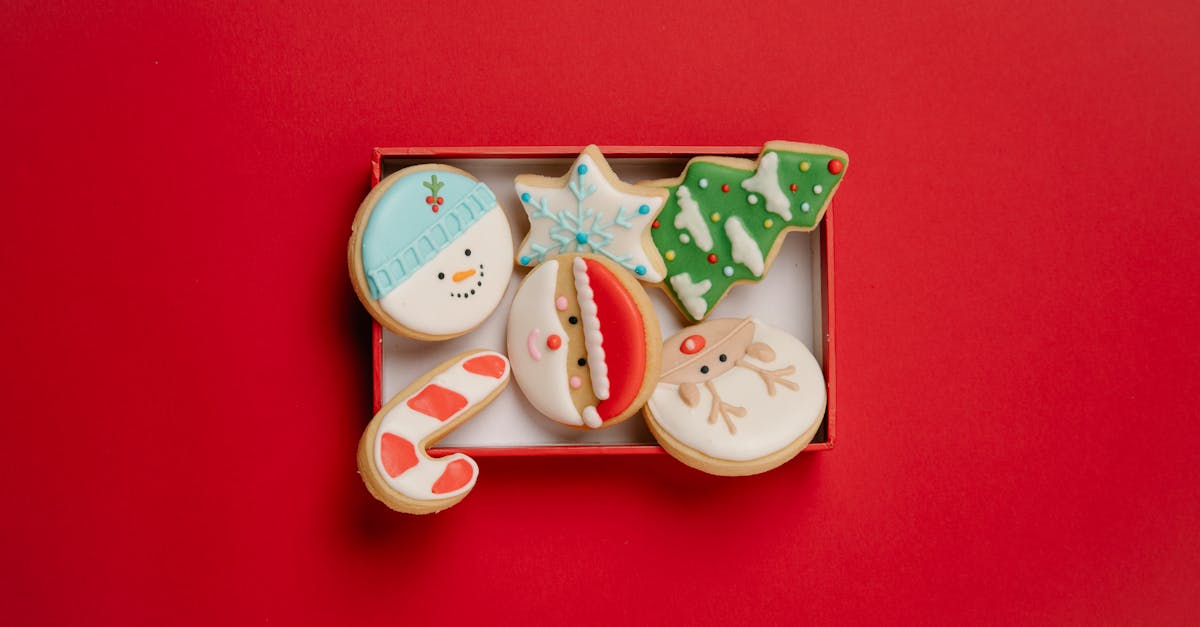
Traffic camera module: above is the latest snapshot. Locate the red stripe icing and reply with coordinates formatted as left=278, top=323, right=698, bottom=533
left=406, top=384, right=468, bottom=421
left=379, top=433, right=418, bottom=478
left=431, top=459, right=474, bottom=494
left=462, top=353, right=507, bottom=379
left=584, top=258, right=647, bottom=421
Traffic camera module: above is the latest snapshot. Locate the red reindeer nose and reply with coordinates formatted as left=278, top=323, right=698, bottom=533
left=680, top=334, right=705, bottom=355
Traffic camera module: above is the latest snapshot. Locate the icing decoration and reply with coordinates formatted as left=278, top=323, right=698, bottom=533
left=526, top=329, right=542, bottom=361
left=724, top=216, right=765, bottom=277
left=828, top=159, right=844, bottom=174
left=355, top=165, right=514, bottom=338
left=555, top=296, right=568, bottom=311
left=646, top=318, right=824, bottom=463
left=507, top=260, right=582, bottom=425
left=365, top=351, right=510, bottom=512
left=508, top=254, right=655, bottom=429
left=669, top=273, right=712, bottom=320
left=673, top=186, right=714, bottom=252
left=572, top=256, right=610, bottom=401
left=515, top=146, right=667, bottom=282
left=681, top=335, right=705, bottom=354
left=546, top=334, right=563, bottom=350
left=740, top=152, right=792, bottom=220
left=646, top=141, right=848, bottom=322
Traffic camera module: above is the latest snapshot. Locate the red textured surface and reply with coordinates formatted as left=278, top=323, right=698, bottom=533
left=2, top=1, right=1198, bottom=625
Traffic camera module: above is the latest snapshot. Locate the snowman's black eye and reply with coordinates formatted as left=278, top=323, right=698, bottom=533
left=700, top=365, right=710, bottom=374
left=437, top=272, right=445, bottom=280
left=718, top=354, right=727, bottom=362
left=568, top=316, right=578, bottom=325
left=464, top=249, right=472, bottom=256
left=577, top=358, right=586, bottom=367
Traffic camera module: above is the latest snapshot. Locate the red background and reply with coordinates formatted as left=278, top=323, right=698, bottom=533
left=2, top=1, right=1198, bottom=624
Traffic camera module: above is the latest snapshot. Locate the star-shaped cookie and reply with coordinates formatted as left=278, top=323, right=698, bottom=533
left=514, top=145, right=668, bottom=282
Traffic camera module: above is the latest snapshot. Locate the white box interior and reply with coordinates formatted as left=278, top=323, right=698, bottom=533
left=378, top=155, right=824, bottom=449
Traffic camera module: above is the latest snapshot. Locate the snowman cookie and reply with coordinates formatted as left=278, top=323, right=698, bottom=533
left=349, top=164, right=514, bottom=340
left=358, top=350, right=510, bottom=514
left=643, top=318, right=825, bottom=476
left=507, top=253, right=661, bottom=429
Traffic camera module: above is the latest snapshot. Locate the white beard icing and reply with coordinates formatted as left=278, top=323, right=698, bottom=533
left=507, top=260, right=583, bottom=426
left=647, top=320, right=825, bottom=461
left=379, top=209, right=513, bottom=336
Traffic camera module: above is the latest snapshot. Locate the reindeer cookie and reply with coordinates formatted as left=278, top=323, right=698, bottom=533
left=507, top=253, right=661, bottom=429
left=358, top=350, right=510, bottom=514
left=349, top=164, right=514, bottom=340
left=643, top=318, right=825, bottom=476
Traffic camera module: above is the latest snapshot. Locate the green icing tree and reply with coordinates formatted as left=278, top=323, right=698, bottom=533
left=649, top=142, right=847, bottom=322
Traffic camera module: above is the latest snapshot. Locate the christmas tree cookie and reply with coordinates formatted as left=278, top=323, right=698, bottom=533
left=643, top=141, right=848, bottom=322
left=515, top=145, right=668, bottom=282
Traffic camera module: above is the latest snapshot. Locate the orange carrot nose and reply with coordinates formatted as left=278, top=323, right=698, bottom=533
left=452, top=269, right=477, bottom=282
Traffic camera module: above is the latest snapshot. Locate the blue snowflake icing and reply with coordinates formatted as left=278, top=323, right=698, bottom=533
left=518, top=161, right=650, bottom=274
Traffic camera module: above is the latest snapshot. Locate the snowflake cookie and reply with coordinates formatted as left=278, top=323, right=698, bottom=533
left=643, top=141, right=848, bottom=322
left=514, top=145, right=668, bottom=282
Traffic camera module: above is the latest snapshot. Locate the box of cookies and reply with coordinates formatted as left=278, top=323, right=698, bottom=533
left=350, top=144, right=845, bottom=512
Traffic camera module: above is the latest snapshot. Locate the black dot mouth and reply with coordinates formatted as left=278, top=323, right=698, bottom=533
left=450, top=280, right=484, bottom=299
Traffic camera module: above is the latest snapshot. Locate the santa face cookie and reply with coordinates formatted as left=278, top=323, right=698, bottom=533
left=644, top=141, right=848, bottom=322
left=515, top=145, right=667, bottom=281
left=349, top=164, right=514, bottom=340
left=507, top=253, right=661, bottom=429
left=643, top=318, right=826, bottom=476
left=358, top=350, right=510, bottom=514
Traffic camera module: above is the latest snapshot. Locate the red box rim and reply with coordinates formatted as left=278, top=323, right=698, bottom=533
left=369, top=145, right=837, bottom=456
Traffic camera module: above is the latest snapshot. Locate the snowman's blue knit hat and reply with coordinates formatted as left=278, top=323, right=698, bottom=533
left=361, top=168, right=498, bottom=299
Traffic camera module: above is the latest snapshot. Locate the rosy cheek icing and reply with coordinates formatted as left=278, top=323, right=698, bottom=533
left=555, top=296, right=568, bottom=311
left=569, top=376, right=582, bottom=389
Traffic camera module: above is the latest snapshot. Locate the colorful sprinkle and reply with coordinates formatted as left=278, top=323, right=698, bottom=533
left=828, top=159, right=844, bottom=175
left=546, top=334, right=562, bottom=350
left=764, top=219, right=774, bottom=228
left=638, top=204, right=650, bottom=215
left=680, top=233, right=691, bottom=244
left=575, top=232, right=589, bottom=244
left=710, top=212, right=721, bottom=222
left=748, top=195, right=758, bottom=205
left=789, top=183, right=798, bottom=192
left=520, top=192, right=531, bottom=202
left=721, top=183, right=730, bottom=193
left=801, top=202, right=811, bottom=212
left=799, top=161, right=810, bottom=172
left=519, top=255, right=532, bottom=265
left=665, top=250, right=676, bottom=261
left=634, top=265, right=647, bottom=276
left=723, top=266, right=734, bottom=277
left=707, top=253, right=718, bottom=264
left=698, top=178, right=709, bottom=189
left=813, top=185, right=823, bottom=194
left=652, top=219, right=660, bottom=229
left=577, top=164, right=588, bottom=175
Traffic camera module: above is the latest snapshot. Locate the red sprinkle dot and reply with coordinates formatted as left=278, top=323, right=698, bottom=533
left=789, top=183, right=798, bottom=192
left=652, top=219, right=660, bottom=229
left=680, top=334, right=706, bottom=355
left=828, top=159, right=843, bottom=175
left=546, top=334, right=562, bottom=350
left=707, top=253, right=718, bottom=264
left=425, top=195, right=434, bottom=203
left=721, top=183, right=730, bottom=193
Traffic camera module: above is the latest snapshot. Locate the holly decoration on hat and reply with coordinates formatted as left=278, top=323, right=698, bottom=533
left=646, top=141, right=848, bottom=322
left=422, top=174, right=446, bottom=213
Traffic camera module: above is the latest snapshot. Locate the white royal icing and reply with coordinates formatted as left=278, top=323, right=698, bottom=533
left=573, top=257, right=610, bottom=401
left=507, top=260, right=584, bottom=426
left=673, top=186, right=714, bottom=252
left=740, top=152, right=792, bottom=221
left=379, top=209, right=514, bottom=336
left=582, top=406, right=602, bottom=429
left=374, top=351, right=510, bottom=500
left=516, top=151, right=665, bottom=282
left=647, top=320, right=824, bottom=462
left=724, top=216, right=765, bottom=277
left=669, top=273, right=712, bottom=320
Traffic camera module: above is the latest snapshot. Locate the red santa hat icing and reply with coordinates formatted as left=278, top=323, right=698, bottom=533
left=572, top=256, right=647, bottom=427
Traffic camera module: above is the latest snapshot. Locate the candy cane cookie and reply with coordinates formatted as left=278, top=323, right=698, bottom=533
left=358, top=350, right=510, bottom=514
